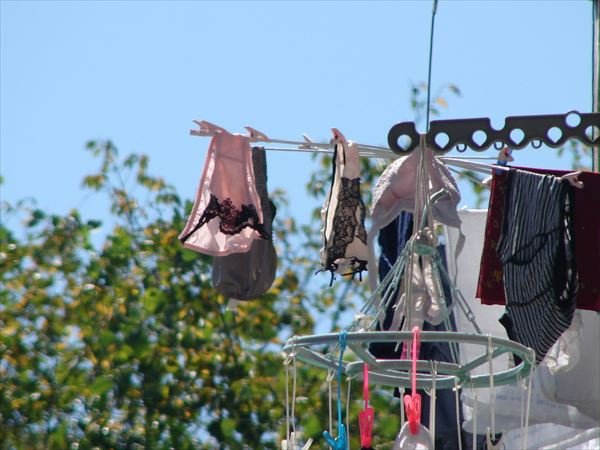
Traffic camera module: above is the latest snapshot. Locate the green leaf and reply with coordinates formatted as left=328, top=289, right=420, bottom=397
left=220, top=418, right=236, bottom=438
left=48, top=422, right=68, bottom=449
left=99, top=330, right=115, bottom=347
left=115, top=344, right=134, bottom=364
left=91, top=375, right=113, bottom=395
left=142, top=288, right=164, bottom=313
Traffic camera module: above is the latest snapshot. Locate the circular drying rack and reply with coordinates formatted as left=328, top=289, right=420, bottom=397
left=282, top=330, right=536, bottom=390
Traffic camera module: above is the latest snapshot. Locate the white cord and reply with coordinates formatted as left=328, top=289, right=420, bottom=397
left=346, top=377, right=352, bottom=446
left=430, top=361, right=437, bottom=450
left=522, top=373, right=534, bottom=450
left=472, top=388, right=478, bottom=450
left=519, top=377, right=525, bottom=433
left=399, top=387, right=406, bottom=428
left=487, top=335, right=496, bottom=438
left=291, top=351, right=297, bottom=446
left=285, top=355, right=290, bottom=444
left=327, top=369, right=334, bottom=437
left=454, top=377, right=463, bottom=450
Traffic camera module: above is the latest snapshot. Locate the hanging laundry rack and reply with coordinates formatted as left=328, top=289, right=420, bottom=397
left=190, top=111, right=599, bottom=161
left=189, top=110, right=596, bottom=391
left=387, top=110, right=600, bottom=154
left=276, top=110, right=598, bottom=392
left=282, top=331, right=535, bottom=390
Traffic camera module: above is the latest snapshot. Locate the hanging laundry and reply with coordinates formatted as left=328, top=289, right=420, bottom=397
left=477, top=168, right=600, bottom=311
left=495, top=169, right=578, bottom=365
left=369, top=212, right=467, bottom=450
left=447, top=209, right=600, bottom=438
left=179, top=132, right=269, bottom=256
left=367, top=146, right=461, bottom=291
left=318, top=132, right=368, bottom=283
left=211, top=147, right=277, bottom=300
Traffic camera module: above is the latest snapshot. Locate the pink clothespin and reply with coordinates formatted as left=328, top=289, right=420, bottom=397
left=331, top=128, right=347, bottom=144
left=403, top=326, right=422, bottom=435
left=561, top=171, right=584, bottom=189
left=359, top=363, right=374, bottom=448
left=190, top=120, right=229, bottom=137
left=244, top=126, right=271, bottom=143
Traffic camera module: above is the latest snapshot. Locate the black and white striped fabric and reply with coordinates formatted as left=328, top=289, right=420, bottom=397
left=497, top=169, right=577, bottom=365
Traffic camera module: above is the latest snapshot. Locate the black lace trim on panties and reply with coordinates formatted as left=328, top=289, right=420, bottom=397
left=318, top=177, right=368, bottom=285
left=180, top=193, right=270, bottom=243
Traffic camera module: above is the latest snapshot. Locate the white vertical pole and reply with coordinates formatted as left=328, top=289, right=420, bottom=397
left=593, top=0, right=599, bottom=172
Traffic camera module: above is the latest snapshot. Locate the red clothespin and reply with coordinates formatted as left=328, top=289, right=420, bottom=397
left=359, top=363, right=374, bottom=448
left=403, top=326, right=422, bottom=435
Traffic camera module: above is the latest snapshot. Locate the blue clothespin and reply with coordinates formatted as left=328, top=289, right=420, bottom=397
left=323, top=331, right=348, bottom=450
left=323, top=423, right=347, bottom=450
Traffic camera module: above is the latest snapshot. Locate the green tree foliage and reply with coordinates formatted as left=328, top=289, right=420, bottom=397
left=1, top=137, right=402, bottom=448
left=1, top=140, right=323, bottom=449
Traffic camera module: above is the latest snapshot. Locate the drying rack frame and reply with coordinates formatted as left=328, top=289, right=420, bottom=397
left=282, top=331, right=536, bottom=390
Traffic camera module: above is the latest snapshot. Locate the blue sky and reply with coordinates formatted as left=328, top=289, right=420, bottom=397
left=1, top=1, right=595, bottom=230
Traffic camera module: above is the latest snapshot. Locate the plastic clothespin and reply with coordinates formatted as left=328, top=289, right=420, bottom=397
left=189, top=120, right=230, bottom=137
left=300, top=133, right=315, bottom=149
left=485, top=429, right=505, bottom=450
left=226, top=298, right=242, bottom=311
left=323, top=423, right=347, bottom=450
left=244, top=126, right=271, bottom=143
left=561, top=171, right=584, bottom=189
left=494, top=146, right=513, bottom=174
left=359, top=363, right=374, bottom=448
left=403, top=326, right=422, bottom=436
left=323, top=331, right=349, bottom=450
left=282, top=432, right=314, bottom=450
left=330, top=128, right=347, bottom=144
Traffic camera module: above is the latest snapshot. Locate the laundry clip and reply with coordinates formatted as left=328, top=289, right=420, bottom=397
left=244, top=126, right=271, bottom=143
left=404, top=327, right=422, bottom=436
left=190, top=120, right=229, bottom=136
left=331, top=128, right=348, bottom=144
left=493, top=146, right=513, bottom=175
left=300, top=133, right=315, bottom=149
left=359, top=363, right=374, bottom=449
left=482, top=146, right=513, bottom=186
left=484, top=430, right=505, bottom=450
left=393, top=326, right=433, bottom=450
left=561, top=171, right=584, bottom=189
left=281, top=431, right=314, bottom=450
left=322, top=331, right=349, bottom=450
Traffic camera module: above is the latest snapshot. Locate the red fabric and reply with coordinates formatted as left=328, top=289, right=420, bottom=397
left=477, top=168, right=600, bottom=311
